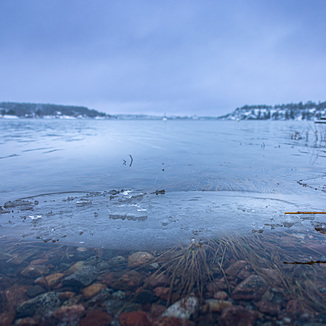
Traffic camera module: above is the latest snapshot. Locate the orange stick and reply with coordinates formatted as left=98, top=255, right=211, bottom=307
left=284, top=212, right=326, bottom=215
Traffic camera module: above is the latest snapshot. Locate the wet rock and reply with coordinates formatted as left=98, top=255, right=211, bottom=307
left=286, top=299, right=304, bottom=314
left=150, top=304, right=166, bottom=318
left=105, top=299, right=142, bottom=315
left=0, top=312, right=15, bottom=326
left=147, top=274, right=169, bottom=288
left=256, top=300, right=280, bottom=316
left=232, top=275, right=268, bottom=300
left=206, top=277, right=229, bottom=295
left=58, top=291, right=76, bottom=301
left=112, top=290, right=126, bottom=300
left=203, top=299, right=232, bottom=313
left=15, top=316, right=41, bottom=326
left=65, top=261, right=85, bottom=275
left=88, top=288, right=113, bottom=305
left=52, top=304, right=85, bottom=322
left=62, top=265, right=97, bottom=289
left=118, top=311, right=151, bottom=326
left=109, top=255, right=127, bottom=266
left=261, top=268, right=282, bottom=286
left=5, top=284, right=28, bottom=307
left=225, top=260, right=247, bottom=276
left=213, top=291, right=228, bottom=300
left=16, top=292, right=61, bottom=318
left=153, top=287, right=170, bottom=301
left=152, top=316, right=195, bottom=326
left=104, top=270, right=143, bottom=290
left=36, top=272, right=64, bottom=288
left=79, top=308, right=113, bottom=326
left=20, top=264, right=49, bottom=278
left=82, top=283, right=107, bottom=299
left=221, top=306, right=257, bottom=326
left=134, top=289, right=155, bottom=304
left=162, top=295, right=199, bottom=319
left=128, top=252, right=154, bottom=268
left=26, top=285, right=46, bottom=298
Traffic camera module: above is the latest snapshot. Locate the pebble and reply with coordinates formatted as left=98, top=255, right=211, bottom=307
left=118, top=311, right=151, bottom=326
left=204, top=299, right=232, bottom=313
left=20, top=264, right=49, bottom=278
left=162, top=295, right=199, bottom=319
left=79, top=308, right=113, bottom=326
left=232, top=275, right=268, bottom=300
left=225, top=260, right=247, bottom=276
left=52, top=304, right=85, bottom=322
left=213, top=291, right=228, bottom=300
left=221, top=305, right=257, bottom=326
left=82, top=283, right=107, bottom=299
left=128, top=252, right=154, bottom=268
left=36, top=272, right=64, bottom=288
left=16, top=292, right=61, bottom=318
left=62, top=265, right=97, bottom=289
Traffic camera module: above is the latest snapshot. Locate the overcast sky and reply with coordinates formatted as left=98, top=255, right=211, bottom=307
left=1, top=0, right=326, bottom=116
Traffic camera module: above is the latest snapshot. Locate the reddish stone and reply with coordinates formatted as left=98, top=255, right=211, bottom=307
left=15, top=316, right=41, bottom=326
left=36, top=272, right=64, bottom=288
left=232, top=275, right=268, bottom=300
left=286, top=299, right=304, bottom=314
left=103, top=271, right=143, bottom=290
left=79, top=309, right=113, bottom=326
left=152, top=316, right=194, bottom=326
left=146, top=274, right=169, bottom=288
left=221, top=306, right=257, bottom=326
left=128, top=252, right=154, bottom=268
left=0, top=312, right=15, bottom=326
left=150, top=304, right=166, bottom=317
left=29, top=258, right=48, bottom=266
left=52, top=304, right=85, bottom=322
left=118, top=311, right=151, bottom=326
left=153, top=287, right=170, bottom=300
left=5, top=284, right=28, bottom=308
left=58, top=291, right=75, bottom=301
left=256, top=300, right=279, bottom=316
left=225, top=260, right=247, bottom=276
left=20, top=264, right=49, bottom=278
left=213, top=291, right=228, bottom=300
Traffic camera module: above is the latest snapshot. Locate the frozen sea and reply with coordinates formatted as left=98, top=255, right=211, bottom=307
left=0, top=119, right=325, bottom=249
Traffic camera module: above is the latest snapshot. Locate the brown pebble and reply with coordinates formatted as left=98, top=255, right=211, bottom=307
left=118, top=311, right=151, bottom=326
left=80, top=308, right=113, bottom=326
left=128, top=252, right=154, bottom=268
left=82, top=283, right=106, bottom=299
left=213, top=291, right=228, bottom=300
left=58, top=291, right=76, bottom=301
left=52, top=304, right=85, bottom=322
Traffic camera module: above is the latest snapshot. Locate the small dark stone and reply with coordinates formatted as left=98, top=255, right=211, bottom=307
left=134, top=290, right=155, bottom=304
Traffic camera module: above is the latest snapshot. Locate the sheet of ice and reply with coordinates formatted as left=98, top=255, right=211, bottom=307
left=1, top=190, right=324, bottom=250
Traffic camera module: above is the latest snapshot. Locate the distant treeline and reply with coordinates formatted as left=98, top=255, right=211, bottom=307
left=0, top=102, right=107, bottom=118
left=238, top=101, right=326, bottom=111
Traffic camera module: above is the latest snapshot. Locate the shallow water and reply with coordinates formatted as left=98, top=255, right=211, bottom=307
left=1, top=119, right=325, bottom=248
left=1, top=119, right=326, bottom=324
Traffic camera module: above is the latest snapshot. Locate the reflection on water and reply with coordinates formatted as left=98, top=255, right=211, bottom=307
left=0, top=119, right=325, bottom=324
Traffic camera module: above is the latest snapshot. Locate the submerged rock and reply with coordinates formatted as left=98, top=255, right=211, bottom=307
left=62, top=265, right=97, bottom=289
left=128, top=251, right=154, bottom=268
left=16, top=292, right=61, bottom=318
left=232, top=275, right=268, bottom=300
left=162, top=295, right=199, bottom=319
left=52, top=304, right=85, bottom=322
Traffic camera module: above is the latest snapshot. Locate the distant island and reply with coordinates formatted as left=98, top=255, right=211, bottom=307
left=0, top=100, right=326, bottom=120
left=219, top=101, right=326, bottom=121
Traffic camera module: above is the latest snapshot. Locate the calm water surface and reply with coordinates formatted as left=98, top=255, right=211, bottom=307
left=0, top=119, right=325, bottom=249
